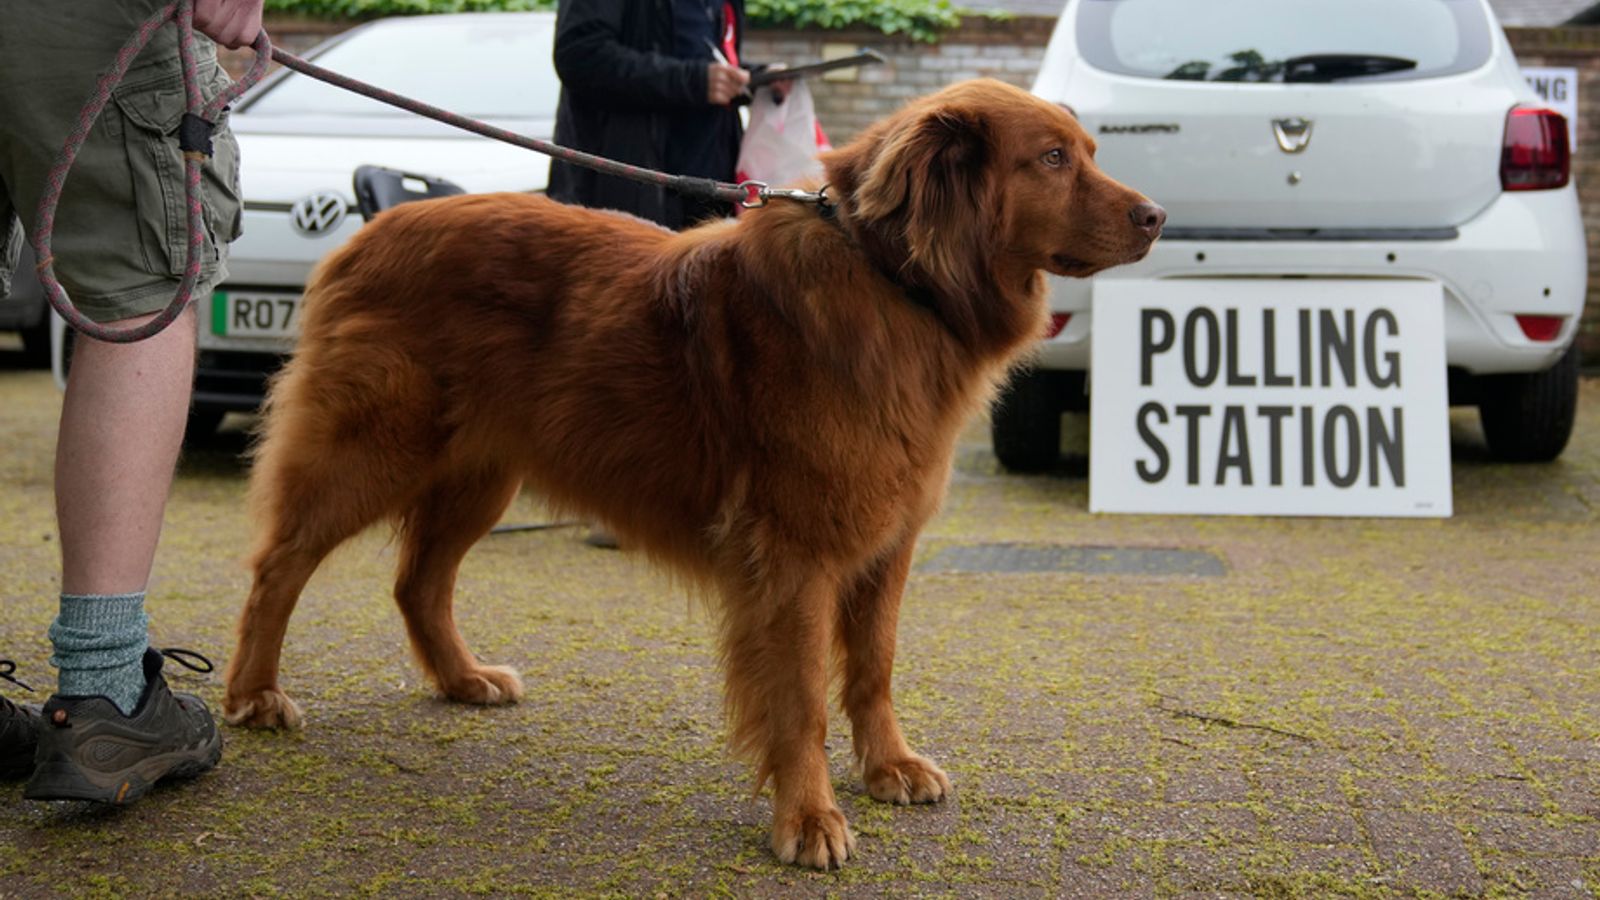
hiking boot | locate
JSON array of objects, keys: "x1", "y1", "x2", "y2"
[
  {"x1": 24, "y1": 647, "x2": 222, "y2": 804},
  {"x1": 1, "y1": 660, "x2": 41, "y2": 779}
]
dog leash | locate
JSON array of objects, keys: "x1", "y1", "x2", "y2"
[
  {"x1": 265, "y1": 38, "x2": 833, "y2": 210},
  {"x1": 37, "y1": 1, "x2": 831, "y2": 343}
]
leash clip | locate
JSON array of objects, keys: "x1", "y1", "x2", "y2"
[{"x1": 737, "y1": 180, "x2": 831, "y2": 210}]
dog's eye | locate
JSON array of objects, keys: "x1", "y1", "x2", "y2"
[{"x1": 1042, "y1": 149, "x2": 1065, "y2": 168}]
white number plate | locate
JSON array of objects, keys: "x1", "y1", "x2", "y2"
[{"x1": 213, "y1": 291, "x2": 301, "y2": 338}]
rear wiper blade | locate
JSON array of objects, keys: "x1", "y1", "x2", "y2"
[{"x1": 1282, "y1": 54, "x2": 1417, "y2": 83}]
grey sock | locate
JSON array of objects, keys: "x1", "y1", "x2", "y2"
[{"x1": 49, "y1": 592, "x2": 149, "y2": 715}]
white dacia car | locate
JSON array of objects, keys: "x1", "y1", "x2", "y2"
[{"x1": 998, "y1": 0, "x2": 1586, "y2": 469}]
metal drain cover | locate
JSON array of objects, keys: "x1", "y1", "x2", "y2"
[{"x1": 918, "y1": 543, "x2": 1226, "y2": 577}]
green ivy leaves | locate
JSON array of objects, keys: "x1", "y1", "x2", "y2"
[
  {"x1": 747, "y1": 0, "x2": 962, "y2": 43},
  {"x1": 262, "y1": 0, "x2": 965, "y2": 42}
]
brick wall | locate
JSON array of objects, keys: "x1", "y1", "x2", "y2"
[
  {"x1": 230, "y1": 15, "x2": 1598, "y2": 364},
  {"x1": 222, "y1": 15, "x2": 345, "y2": 62},
  {"x1": 743, "y1": 16, "x2": 1052, "y2": 144}
]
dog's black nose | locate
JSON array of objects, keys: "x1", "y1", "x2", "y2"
[{"x1": 1131, "y1": 202, "x2": 1167, "y2": 239}]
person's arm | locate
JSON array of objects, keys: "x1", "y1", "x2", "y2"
[
  {"x1": 554, "y1": 0, "x2": 732, "y2": 110},
  {"x1": 193, "y1": 0, "x2": 264, "y2": 49}
]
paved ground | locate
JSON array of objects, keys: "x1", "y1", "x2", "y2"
[{"x1": 1, "y1": 351, "x2": 1597, "y2": 898}]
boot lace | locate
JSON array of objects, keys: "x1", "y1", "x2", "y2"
[
  {"x1": 1, "y1": 659, "x2": 38, "y2": 721},
  {"x1": 159, "y1": 647, "x2": 215, "y2": 675}
]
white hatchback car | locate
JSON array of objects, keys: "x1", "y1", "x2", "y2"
[
  {"x1": 51, "y1": 11, "x2": 559, "y2": 437},
  {"x1": 996, "y1": 0, "x2": 1586, "y2": 468}
]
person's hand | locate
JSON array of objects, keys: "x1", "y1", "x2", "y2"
[
  {"x1": 707, "y1": 63, "x2": 751, "y2": 106},
  {"x1": 193, "y1": 0, "x2": 265, "y2": 50}
]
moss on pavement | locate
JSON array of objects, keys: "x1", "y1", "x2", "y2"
[{"x1": 1, "y1": 360, "x2": 1597, "y2": 898}]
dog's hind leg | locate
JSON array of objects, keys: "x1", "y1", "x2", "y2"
[
  {"x1": 224, "y1": 454, "x2": 398, "y2": 730},
  {"x1": 223, "y1": 533, "x2": 331, "y2": 729},
  {"x1": 393, "y1": 466, "x2": 524, "y2": 706},
  {"x1": 837, "y1": 536, "x2": 952, "y2": 805},
  {"x1": 720, "y1": 565, "x2": 857, "y2": 869}
]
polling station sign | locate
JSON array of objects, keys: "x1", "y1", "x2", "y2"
[
  {"x1": 1523, "y1": 66, "x2": 1577, "y2": 149},
  {"x1": 1089, "y1": 280, "x2": 1451, "y2": 517}
]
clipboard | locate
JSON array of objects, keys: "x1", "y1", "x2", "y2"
[{"x1": 749, "y1": 49, "x2": 887, "y2": 87}]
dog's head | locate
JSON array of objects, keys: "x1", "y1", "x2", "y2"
[{"x1": 823, "y1": 79, "x2": 1162, "y2": 342}]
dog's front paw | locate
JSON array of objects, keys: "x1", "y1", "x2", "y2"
[
  {"x1": 771, "y1": 804, "x2": 856, "y2": 870},
  {"x1": 441, "y1": 664, "x2": 524, "y2": 706},
  {"x1": 223, "y1": 685, "x2": 304, "y2": 730},
  {"x1": 864, "y1": 754, "x2": 951, "y2": 805}
]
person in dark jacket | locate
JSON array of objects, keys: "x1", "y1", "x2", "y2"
[{"x1": 548, "y1": 0, "x2": 752, "y2": 230}]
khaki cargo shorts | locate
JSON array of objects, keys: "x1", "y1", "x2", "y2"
[{"x1": 0, "y1": 1, "x2": 242, "y2": 324}]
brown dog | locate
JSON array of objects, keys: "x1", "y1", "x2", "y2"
[{"x1": 223, "y1": 78, "x2": 1162, "y2": 868}]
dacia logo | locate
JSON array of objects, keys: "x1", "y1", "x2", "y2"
[
  {"x1": 1273, "y1": 118, "x2": 1314, "y2": 153},
  {"x1": 290, "y1": 192, "x2": 349, "y2": 237}
]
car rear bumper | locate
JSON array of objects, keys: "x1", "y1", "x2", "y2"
[
  {"x1": 1036, "y1": 187, "x2": 1587, "y2": 376},
  {"x1": 193, "y1": 349, "x2": 285, "y2": 412}
]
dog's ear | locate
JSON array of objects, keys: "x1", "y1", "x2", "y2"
[{"x1": 850, "y1": 104, "x2": 996, "y2": 300}]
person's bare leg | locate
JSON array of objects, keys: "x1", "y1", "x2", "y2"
[
  {"x1": 27, "y1": 308, "x2": 225, "y2": 803},
  {"x1": 56, "y1": 309, "x2": 195, "y2": 595},
  {"x1": 45, "y1": 309, "x2": 195, "y2": 711}
]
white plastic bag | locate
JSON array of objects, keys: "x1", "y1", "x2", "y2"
[{"x1": 736, "y1": 80, "x2": 831, "y2": 189}]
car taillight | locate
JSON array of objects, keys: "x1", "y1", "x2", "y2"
[
  {"x1": 1045, "y1": 312, "x2": 1072, "y2": 338},
  {"x1": 1501, "y1": 107, "x2": 1570, "y2": 191},
  {"x1": 1515, "y1": 314, "x2": 1565, "y2": 341}
]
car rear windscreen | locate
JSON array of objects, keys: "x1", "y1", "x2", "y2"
[{"x1": 1076, "y1": 0, "x2": 1493, "y2": 83}]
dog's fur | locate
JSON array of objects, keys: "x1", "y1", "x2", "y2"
[{"x1": 223, "y1": 79, "x2": 1160, "y2": 868}]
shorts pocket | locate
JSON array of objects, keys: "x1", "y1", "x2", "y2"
[
  {"x1": 113, "y1": 73, "x2": 189, "y2": 277},
  {"x1": 111, "y1": 61, "x2": 243, "y2": 277}
]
